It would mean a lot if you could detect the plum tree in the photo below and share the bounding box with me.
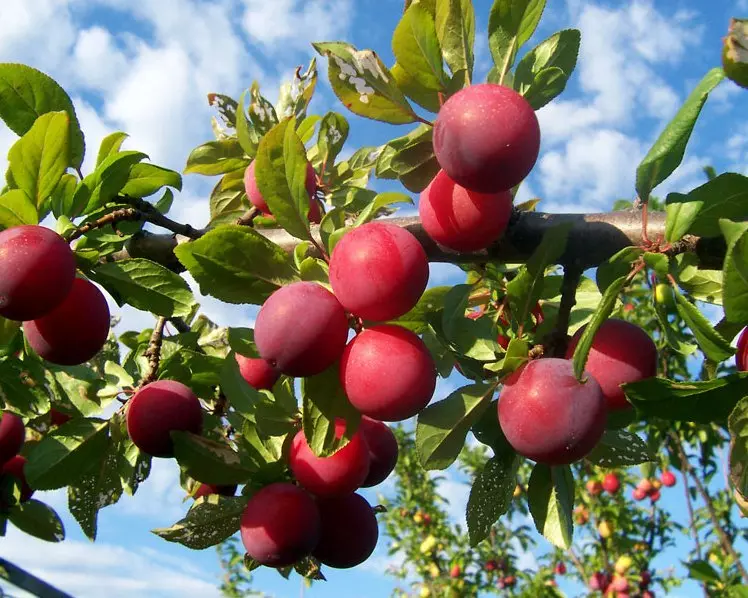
[432,84,541,193]
[288,419,370,496]
[244,160,321,223]
[359,416,399,487]
[419,169,513,251]
[737,327,747,371]
[340,325,436,422]
[126,380,203,457]
[193,483,237,499]
[1,455,33,502]
[235,353,280,390]
[329,221,429,322]
[0,412,24,465]
[566,318,657,411]
[254,281,348,377]
[498,359,606,465]
[23,278,110,366]
[0,225,76,321]
[603,473,621,494]
[240,482,320,567]
[312,493,379,569]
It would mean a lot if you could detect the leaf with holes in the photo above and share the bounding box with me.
[172,432,254,486]
[586,430,655,467]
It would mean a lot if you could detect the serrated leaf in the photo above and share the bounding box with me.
[572,276,627,380]
[0,357,52,416]
[153,495,248,550]
[673,288,734,362]
[316,111,349,171]
[0,189,38,229]
[313,42,417,124]
[416,383,495,470]
[488,0,546,84]
[391,63,442,112]
[393,3,446,90]
[652,293,697,356]
[636,68,725,202]
[184,139,248,176]
[442,285,500,360]
[585,430,654,467]
[623,372,748,423]
[435,0,475,79]
[120,163,182,198]
[49,173,78,219]
[0,63,85,167]
[25,419,109,490]
[728,397,748,503]
[302,364,360,457]
[172,431,253,486]
[596,247,643,294]
[8,499,65,542]
[528,463,574,549]
[91,258,195,318]
[174,225,298,305]
[466,452,520,546]
[75,150,148,216]
[8,111,70,210]
[721,219,748,323]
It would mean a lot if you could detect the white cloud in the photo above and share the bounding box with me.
[72,26,130,92]
[0,526,221,598]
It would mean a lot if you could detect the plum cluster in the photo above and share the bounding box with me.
[0,225,111,366]
[419,84,541,252]
[0,411,32,505]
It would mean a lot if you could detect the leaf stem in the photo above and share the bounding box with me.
[236,206,260,227]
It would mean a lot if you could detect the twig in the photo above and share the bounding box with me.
[641,201,651,245]
[549,264,582,357]
[566,547,588,586]
[67,207,140,242]
[236,207,260,227]
[123,196,203,240]
[140,317,167,388]
[670,431,748,583]
[414,114,434,127]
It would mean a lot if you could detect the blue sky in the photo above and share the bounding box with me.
[0,0,746,597]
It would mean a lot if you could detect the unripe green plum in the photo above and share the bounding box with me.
[498,359,606,465]
[235,354,280,390]
[566,318,657,411]
[244,161,321,223]
[240,483,320,567]
[329,222,429,322]
[1,455,33,502]
[0,225,76,321]
[340,325,436,422]
[126,380,203,457]
[254,282,349,377]
[654,283,675,308]
[433,84,541,193]
[313,493,379,568]
[419,169,512,251]
[359,416,399,487]
[23,278,110,365]
[289,419,370,497]
[0,412,24,465]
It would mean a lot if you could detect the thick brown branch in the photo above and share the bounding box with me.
[124,196,203,240]
[548,265,582,357]
[140,317,167,388]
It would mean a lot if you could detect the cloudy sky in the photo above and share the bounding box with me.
[0,0,746,597]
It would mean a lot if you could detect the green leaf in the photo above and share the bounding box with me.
[313,42,417,124]
[90,259,195,318]
[96,132,128,166]
[75,150,148,216]
[471,400,515,454]
[0,63,85,168]
[302,364,360,458]
[0,189,38,229]
[25,419,109,490]
[113,412,151,496]
[120,163,183,198]
[247,82,279,136]
[172,432,254,486]
[513,29,580,110]
[276,58,317,122]
[652,292,697,356]
[392,3,446,90]
[676,254,722,306]
[8,111,70,209]
[572,276,627,380]
[416,383,495,470]
[673,288,734,362]
[728,397,748,503]
[666,173,748,241]
[152,495,248,550]
[636,68,725,202]
[184,139,248,176]
[391,286,452,333]
[354,192,413,227]
[316,112,350,170]
[506,223,571,331]
[596,247,642,294]
[227,327,258,358]
[174,225,298,305]
[0,358,52,416]
[255,119,314,239]
[466,452,521,546]
[49,173,78,219]
[442,285,500,360]
[8,499,65,542]
[685,560,721,584]
[377,124,440,193]
[623,372,748,423]
[723,18,748,89]
[220,353,262,418]
[392,63,442,113]
[435,0,475,80]
[585,430,655,467]
[158,350,223,398]
[488,0,546,84]
[236,91,260,158]
[721,219,748,323]
[527,463,574,549]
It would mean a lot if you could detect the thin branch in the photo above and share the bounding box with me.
[140,317,167,388]
[236,207,260,227]
[548,264,582,357]
[566,547,588,586]
[123,196,203,239]
[67,207,140,242]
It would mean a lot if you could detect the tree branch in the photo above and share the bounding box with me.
[67,207,140,242]
[140,317,167,388]
[548,264,582,357]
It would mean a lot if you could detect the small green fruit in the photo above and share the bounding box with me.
[654,283,675,309]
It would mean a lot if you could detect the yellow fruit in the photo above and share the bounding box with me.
[420,535,437,554]
[513,484,522,498]
[615,555,633,574]
[598,520,614,539]
[428,563,440,578]
[651,479,662,490]
[420,586,431,598]
[413,512,424,524]
[709,552,720,565]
